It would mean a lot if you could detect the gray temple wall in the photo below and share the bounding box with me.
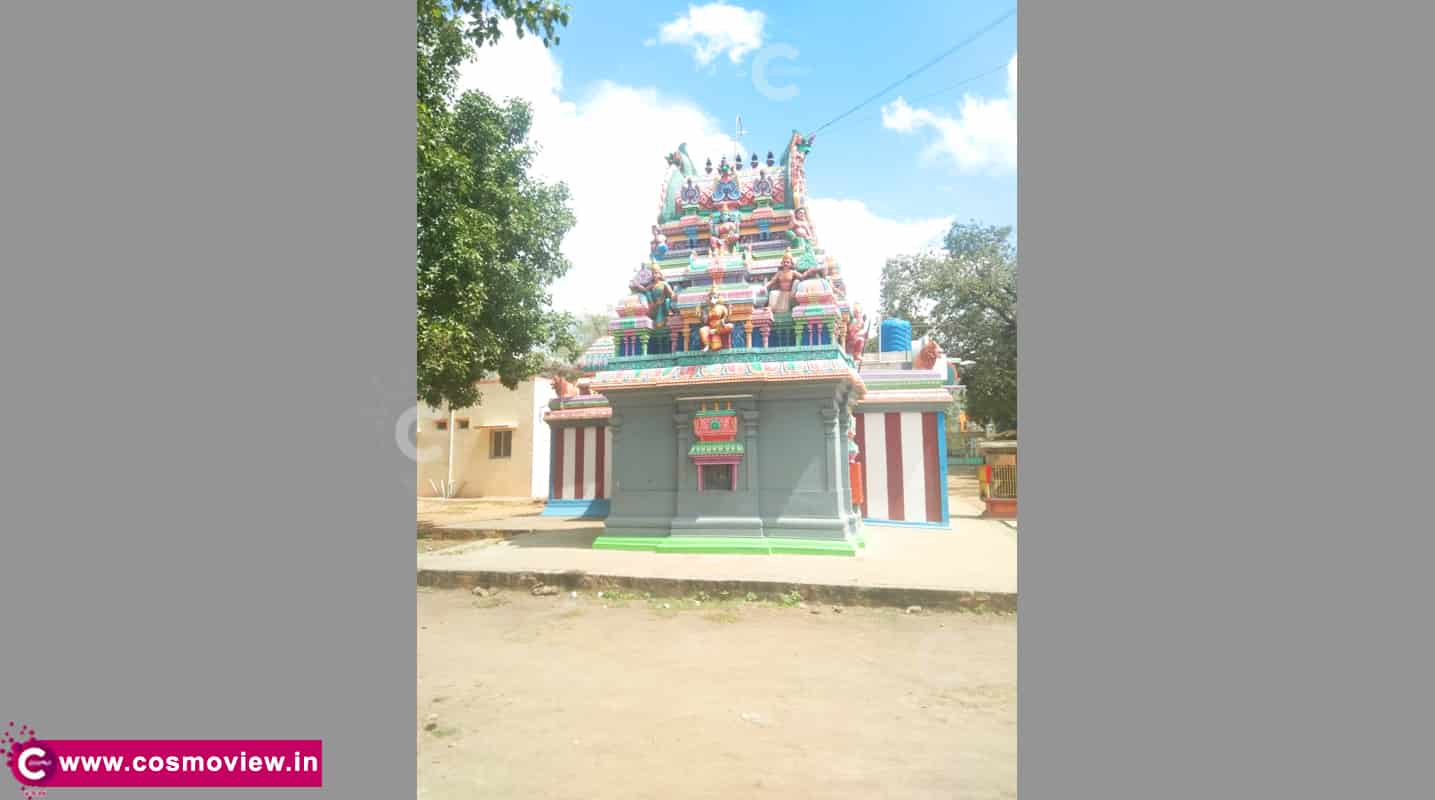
[601,379,860,544]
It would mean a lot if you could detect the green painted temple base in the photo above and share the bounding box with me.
[592,532,866,556]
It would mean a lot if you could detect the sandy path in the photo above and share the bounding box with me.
[418,588,1016,799]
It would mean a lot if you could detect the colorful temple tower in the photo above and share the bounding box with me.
[541,131,960,554]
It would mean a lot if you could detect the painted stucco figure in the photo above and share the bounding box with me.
[551,374,580,400]
[710,203,742,254]
[846,304,871,363]
[628,263,676,325]
[699,289,733,351]
[913,337,945,370]
[645,264,676,324]
[660,144,699,223]
[789,206,815,246]
[800,253,827,280]
[765,250,801,314]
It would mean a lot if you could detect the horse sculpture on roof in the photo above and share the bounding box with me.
[658,143,698,224]
[913,337,946,370]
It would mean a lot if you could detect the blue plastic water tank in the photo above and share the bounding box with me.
[879,318,911,353]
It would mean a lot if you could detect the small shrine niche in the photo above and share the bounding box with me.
[689,400,743,491]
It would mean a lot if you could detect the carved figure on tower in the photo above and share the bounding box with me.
[628,263,650,294]
[647,264,676,325]
[847,412,860,463]
[800,253,828,280]
[627,262,675,325]
[846,304,872,363]
[659,144,699,223]
[551,374,580,400]
[913,337,946,370]
[698,289,734,351]
[787,132,814,206]
[709,203,742,254]
[789,206,815,245]
[712,157,741,202]
[765,249,801,314]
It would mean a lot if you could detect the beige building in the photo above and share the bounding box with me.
[416,378,556,499]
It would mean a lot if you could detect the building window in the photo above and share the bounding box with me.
[434,419,448,431]
[455,418,470,430]
[700,463,733,490]
[489,429,513,459]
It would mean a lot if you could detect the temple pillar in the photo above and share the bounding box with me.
[742,408,760,493]
[819,404,839,493]
[672,410,693,495]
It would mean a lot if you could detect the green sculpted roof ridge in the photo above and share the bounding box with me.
[688,441,746,456]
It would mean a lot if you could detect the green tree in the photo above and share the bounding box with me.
[880,221,1017,429]
[570,311,611,350]
[417,0,575,410]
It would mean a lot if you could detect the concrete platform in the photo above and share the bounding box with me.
[416,506,1016,610]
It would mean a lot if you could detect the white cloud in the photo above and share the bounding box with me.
[657,3,765,66]
[459,30,738,314]
[807,198,951,314]
[458,28,949,319]
[882,53,1017,174]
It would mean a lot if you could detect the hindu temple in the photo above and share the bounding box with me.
[542,131,961,555]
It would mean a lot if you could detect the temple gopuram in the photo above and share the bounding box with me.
[542,131,960,555]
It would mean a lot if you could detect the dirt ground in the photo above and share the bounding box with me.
[418,587,1016,800]
[949,464,981,494]
[418,538,483,555]
[418,497,544,523]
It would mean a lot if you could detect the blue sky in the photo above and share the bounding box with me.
[460,1,1017,314]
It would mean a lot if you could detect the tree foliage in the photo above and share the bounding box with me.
[417,0,575,410]
[881,221,1017,429]
[571,312,611,350]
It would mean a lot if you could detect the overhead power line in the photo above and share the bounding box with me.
[908,60,1011,105]
[809,6,1016,136]
[836,59,1014,129]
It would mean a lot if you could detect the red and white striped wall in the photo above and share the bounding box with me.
[550,425,613,500]
[855,411,946,524]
